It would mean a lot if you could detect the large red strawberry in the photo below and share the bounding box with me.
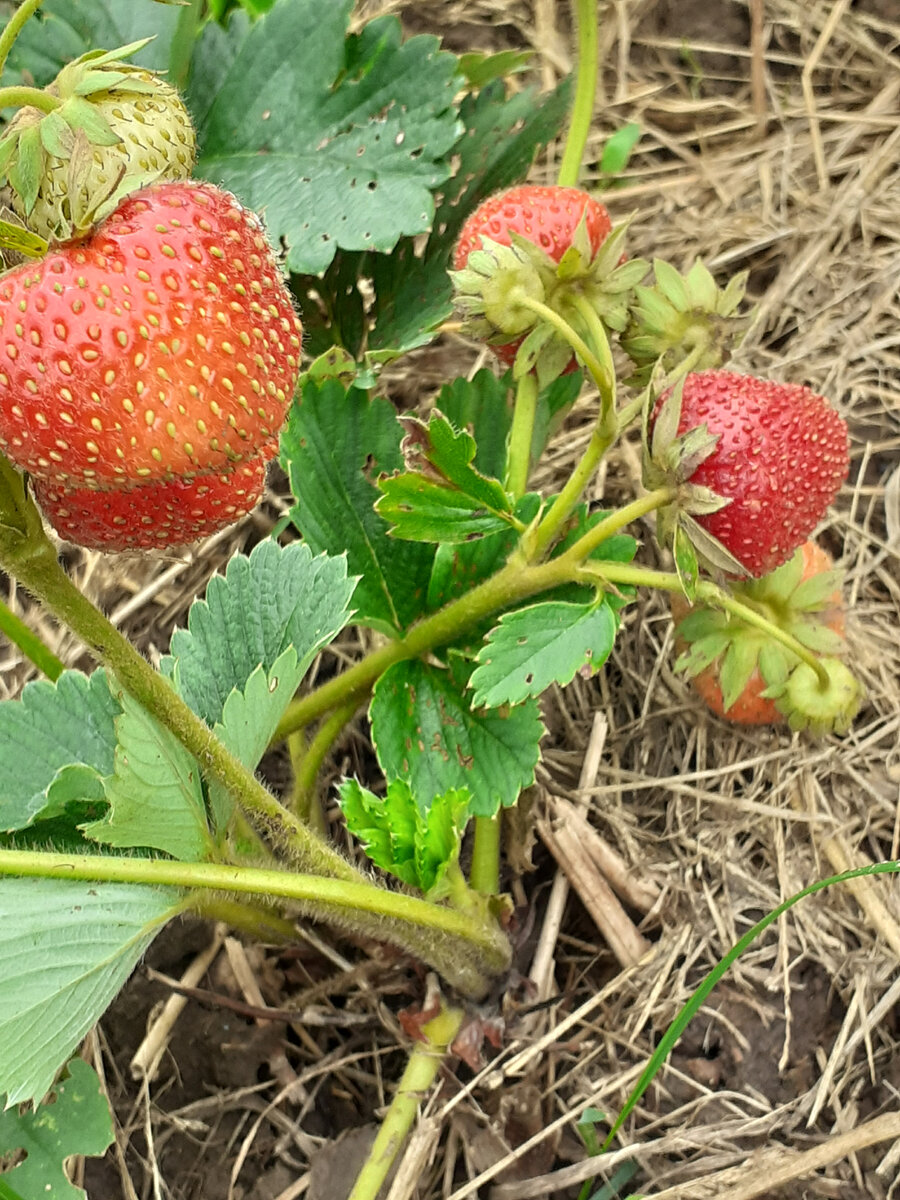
[646,370,849,578]
[451,185,644,384]
[0,181,302,550]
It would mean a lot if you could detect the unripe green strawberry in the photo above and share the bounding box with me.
[0,41,196,244]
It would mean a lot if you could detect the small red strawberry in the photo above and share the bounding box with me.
[672,540,846,725]
[646,370,849,578]
[0,181,302,551]
[451,185,645,384]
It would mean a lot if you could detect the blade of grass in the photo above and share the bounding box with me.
[602,860,900,1149]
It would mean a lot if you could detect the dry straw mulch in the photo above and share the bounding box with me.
[2,2,898,1199]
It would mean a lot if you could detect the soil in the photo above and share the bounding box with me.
[4,0,900,1198]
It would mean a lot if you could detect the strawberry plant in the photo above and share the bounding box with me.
[0,1,879,1197]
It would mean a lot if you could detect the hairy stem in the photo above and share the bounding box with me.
[469,813,501,895]
[554,487,676,567]
[0,594,64,680]
[289,701,357,827]
[514,291,611,392]
[0,0,45,78]
[505,372,539,499]
[584,560,833,689]
[0,85,60,114]
[274,549,581,740]
[348,1003,463,1200]
[556,0,600,188]
[0,849,512,996]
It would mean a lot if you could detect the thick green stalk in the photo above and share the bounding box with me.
[348,1004,464,1200]
[0,595,64,680]
[0,849,512,996]
[0,85,60,113]
[288,700,358,827]
[556,0,600,188]
[514,292,610,392]
[583,560,832,690]
[553,486,676,566]
[168,0,204,93]
[469,813,501,895]
[0,0,45,78]
[505,372,539,499]
[274,550,580,740]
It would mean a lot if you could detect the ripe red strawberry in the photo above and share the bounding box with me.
[0,181,302,550]
[454,185,613,279]
[451,185,641,385]
[32,457,268,552]
[671,540,845,724]
[647,371,849,578]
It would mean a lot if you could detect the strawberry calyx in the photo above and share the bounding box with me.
[622,259,751,386]
[771,658,863,735]
[672,541,861,732]
[451,216,647,388]
[0,40,196,243]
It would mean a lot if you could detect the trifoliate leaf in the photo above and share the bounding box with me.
[80,691,212,860]
[281,379,435,634]
[470,599,618,708]
[0,1059,113,1200]
[371,659,543,818]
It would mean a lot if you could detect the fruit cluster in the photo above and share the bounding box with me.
[0,45,301,551]
[453,184,857,732]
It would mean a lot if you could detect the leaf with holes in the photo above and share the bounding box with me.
[292,76,571,366]
[469,599,619,708]
[190,2,461,274]
[370,659,543,818]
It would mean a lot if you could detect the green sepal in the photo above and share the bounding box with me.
[8,123,43,216]
[57,96,121,147]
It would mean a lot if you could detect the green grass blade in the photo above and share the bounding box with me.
[602,860,900,1149]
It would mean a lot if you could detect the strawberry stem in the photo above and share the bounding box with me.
[288,699,358,828]
[348,1001,463,1200]
[0,0,45,79]
[0,86,61,115]
[505,371,539,498]
[557,0,599,188]
[0,848,512,996]
[579,560,834,691]
[513,290,611,393]
[552,486,676,565]
[470,813,501,895]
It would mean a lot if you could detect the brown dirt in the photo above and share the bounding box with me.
[2,1,898,1198]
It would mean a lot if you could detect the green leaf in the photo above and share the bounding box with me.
[281,379,435,634]
[0,879,178,1106]
[673,525,700,600]
[0,0,180,89]
[457,49,533,88]
[0,671,120,834]
[291,76,570,367]
[0,218,48,261]
[435,370,512,483]
[370,659,543,818]
[376,476,512,544]
[470,599,618,708]
[167,540,355,727]
[0,1059,113,1200]
[338,778,469,895]
[190,0,461,274]
[80,692,212,860]
[424,493,540,615]
[599,123,641,178]
[206,649,305,833]
[405,414,512,514]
